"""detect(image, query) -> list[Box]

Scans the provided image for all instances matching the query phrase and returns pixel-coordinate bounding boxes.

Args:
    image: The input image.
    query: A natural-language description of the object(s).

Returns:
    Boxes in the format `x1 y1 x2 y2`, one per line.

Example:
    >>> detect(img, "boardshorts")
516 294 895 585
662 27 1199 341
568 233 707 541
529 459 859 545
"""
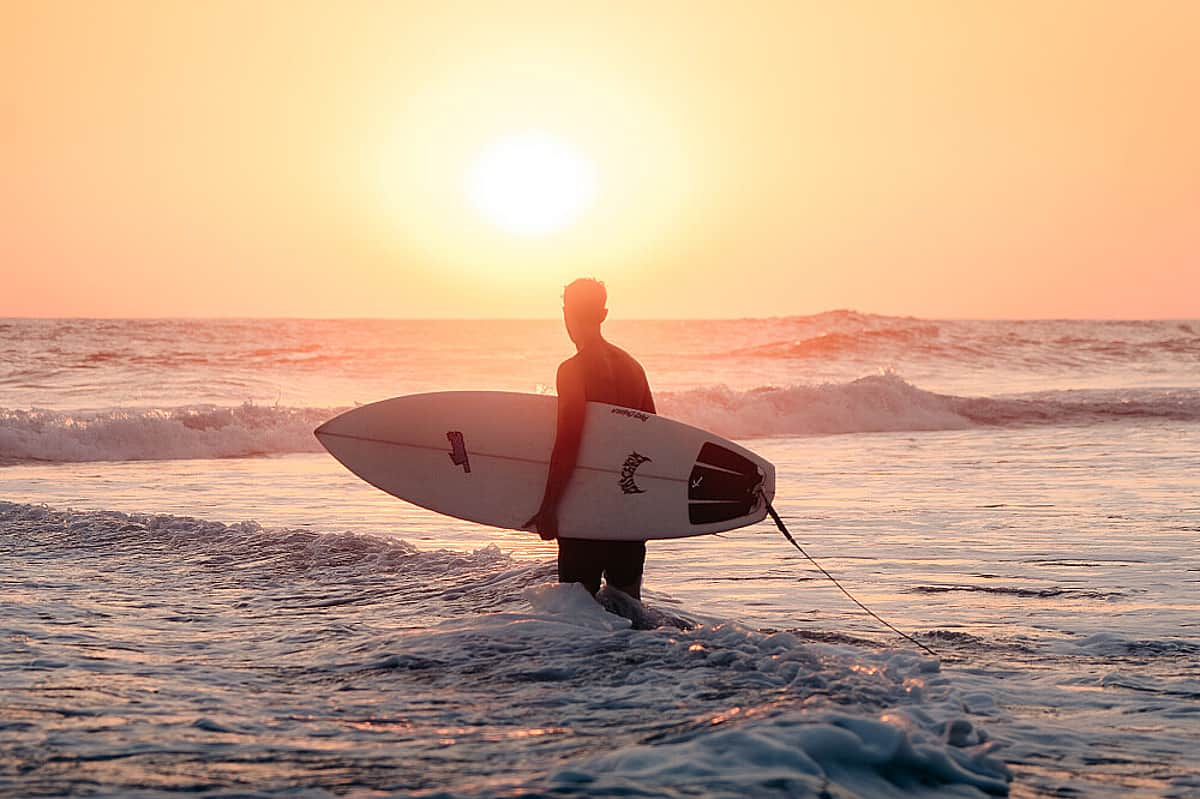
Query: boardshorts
557 538 646 597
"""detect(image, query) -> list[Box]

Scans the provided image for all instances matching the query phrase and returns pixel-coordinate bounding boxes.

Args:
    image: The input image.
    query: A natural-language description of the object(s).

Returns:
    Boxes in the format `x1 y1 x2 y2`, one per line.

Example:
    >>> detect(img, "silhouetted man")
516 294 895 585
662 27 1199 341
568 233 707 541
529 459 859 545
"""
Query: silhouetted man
525 278 655 599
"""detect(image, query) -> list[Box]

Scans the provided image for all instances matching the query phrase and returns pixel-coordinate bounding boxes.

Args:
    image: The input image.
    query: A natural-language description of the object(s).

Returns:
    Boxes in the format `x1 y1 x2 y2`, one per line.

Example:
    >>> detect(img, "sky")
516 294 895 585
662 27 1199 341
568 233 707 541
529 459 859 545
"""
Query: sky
2 0 1198 319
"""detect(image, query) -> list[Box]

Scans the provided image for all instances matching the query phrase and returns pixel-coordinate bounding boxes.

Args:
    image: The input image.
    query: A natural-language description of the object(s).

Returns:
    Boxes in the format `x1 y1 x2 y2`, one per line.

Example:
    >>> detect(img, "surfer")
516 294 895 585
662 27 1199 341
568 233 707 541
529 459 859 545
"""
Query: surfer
525 278 656 600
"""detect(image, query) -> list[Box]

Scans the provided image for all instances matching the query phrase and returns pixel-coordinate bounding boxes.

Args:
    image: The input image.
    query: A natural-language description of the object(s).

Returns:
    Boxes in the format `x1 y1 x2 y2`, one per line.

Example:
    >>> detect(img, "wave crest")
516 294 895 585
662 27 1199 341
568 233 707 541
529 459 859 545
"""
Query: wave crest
660 375 972 438
725 324 942 360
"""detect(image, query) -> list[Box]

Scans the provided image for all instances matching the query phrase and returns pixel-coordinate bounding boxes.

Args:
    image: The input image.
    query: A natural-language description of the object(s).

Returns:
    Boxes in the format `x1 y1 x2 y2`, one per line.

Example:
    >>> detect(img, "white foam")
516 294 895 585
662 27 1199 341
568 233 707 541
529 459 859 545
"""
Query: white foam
524 582 634 632
553 710 1011 797
0 403 332 462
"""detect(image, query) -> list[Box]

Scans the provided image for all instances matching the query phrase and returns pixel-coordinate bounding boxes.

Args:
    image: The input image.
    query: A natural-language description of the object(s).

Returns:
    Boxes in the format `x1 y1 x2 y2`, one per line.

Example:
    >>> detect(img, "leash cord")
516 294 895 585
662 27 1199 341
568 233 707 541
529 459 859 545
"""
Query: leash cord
763 497 937 657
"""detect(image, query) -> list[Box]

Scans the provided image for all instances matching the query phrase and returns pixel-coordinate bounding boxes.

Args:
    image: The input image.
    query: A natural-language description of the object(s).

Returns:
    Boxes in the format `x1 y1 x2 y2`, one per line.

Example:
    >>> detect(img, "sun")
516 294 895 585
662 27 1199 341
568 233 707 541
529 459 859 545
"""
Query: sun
465 131 598 237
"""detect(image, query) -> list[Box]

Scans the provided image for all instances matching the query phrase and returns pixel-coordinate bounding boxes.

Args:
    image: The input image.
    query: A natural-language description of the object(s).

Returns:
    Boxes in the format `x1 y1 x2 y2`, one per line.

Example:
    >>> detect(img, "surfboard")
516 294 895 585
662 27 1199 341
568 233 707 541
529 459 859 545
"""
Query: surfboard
314 391 774 541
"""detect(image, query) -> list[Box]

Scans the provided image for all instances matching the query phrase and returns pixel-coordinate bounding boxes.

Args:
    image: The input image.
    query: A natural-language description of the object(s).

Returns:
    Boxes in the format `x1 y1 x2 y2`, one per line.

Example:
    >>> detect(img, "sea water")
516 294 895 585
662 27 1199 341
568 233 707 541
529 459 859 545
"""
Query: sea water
1 313 1198 797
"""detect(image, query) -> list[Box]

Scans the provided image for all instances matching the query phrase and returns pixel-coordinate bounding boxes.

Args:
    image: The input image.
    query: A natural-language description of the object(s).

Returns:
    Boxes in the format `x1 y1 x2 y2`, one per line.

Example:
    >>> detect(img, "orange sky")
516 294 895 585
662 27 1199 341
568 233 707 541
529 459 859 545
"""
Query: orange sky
2 1 1197 319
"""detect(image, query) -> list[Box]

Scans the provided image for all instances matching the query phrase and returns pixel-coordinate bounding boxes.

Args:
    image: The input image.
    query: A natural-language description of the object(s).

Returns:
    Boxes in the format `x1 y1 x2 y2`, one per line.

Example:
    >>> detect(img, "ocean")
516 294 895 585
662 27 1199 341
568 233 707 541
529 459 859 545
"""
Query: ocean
2 312 1198 798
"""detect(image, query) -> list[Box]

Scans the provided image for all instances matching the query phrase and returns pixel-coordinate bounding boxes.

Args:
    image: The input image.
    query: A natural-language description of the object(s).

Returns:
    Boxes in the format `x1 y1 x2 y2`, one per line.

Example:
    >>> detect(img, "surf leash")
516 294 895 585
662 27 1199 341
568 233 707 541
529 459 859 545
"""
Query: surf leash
763 496 938 657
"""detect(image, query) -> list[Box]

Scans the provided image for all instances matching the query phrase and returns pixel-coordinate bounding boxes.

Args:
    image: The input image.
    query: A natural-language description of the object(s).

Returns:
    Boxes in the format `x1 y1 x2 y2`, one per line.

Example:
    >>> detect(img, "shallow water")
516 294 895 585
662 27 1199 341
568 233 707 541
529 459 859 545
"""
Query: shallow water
3 314 1199 797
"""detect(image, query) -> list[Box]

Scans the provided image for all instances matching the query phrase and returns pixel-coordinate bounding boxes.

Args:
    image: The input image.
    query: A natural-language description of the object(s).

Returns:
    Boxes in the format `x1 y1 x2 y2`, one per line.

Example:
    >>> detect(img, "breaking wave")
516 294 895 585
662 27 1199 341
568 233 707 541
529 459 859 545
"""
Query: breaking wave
659 374 1200 439
0 403 334 463
3 375 1198 463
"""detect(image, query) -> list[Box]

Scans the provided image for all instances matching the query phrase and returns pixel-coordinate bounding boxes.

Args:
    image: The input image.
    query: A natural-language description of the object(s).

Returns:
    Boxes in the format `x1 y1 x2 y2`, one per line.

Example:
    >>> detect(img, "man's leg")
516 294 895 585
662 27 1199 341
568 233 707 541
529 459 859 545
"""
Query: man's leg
603 540 646 600
557 538 603 595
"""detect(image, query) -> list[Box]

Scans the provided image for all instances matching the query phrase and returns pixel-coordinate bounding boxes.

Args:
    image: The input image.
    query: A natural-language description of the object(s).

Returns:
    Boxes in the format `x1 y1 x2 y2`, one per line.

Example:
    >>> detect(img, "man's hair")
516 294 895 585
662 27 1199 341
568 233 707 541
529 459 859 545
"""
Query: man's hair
563 278 607 322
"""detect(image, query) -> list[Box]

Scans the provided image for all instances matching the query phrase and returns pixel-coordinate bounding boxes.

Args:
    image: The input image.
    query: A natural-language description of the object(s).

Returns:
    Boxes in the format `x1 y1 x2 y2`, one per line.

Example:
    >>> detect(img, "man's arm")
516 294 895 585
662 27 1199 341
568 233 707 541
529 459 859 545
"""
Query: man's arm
525 359 586 540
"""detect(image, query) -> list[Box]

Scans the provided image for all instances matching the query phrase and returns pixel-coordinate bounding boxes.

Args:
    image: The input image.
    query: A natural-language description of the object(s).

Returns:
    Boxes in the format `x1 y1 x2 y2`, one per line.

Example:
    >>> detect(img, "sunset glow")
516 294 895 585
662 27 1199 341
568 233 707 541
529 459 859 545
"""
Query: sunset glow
1 2 1197 318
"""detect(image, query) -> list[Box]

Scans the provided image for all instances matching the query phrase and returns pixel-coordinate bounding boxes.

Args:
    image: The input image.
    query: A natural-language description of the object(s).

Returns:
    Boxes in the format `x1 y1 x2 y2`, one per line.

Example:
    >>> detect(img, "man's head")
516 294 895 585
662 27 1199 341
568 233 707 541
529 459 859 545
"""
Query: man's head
562 277 608 344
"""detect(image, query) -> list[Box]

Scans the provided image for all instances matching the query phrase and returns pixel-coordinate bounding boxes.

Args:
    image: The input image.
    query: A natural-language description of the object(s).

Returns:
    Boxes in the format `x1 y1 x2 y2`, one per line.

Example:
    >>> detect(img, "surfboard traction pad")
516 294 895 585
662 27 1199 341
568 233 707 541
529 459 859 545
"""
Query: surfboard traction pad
688 442 766 525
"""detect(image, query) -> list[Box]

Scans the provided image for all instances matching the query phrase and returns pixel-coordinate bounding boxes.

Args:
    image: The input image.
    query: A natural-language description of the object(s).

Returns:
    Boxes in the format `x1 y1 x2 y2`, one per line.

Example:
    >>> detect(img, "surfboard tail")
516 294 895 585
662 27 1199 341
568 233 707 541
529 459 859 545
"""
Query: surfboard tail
687 442 771 526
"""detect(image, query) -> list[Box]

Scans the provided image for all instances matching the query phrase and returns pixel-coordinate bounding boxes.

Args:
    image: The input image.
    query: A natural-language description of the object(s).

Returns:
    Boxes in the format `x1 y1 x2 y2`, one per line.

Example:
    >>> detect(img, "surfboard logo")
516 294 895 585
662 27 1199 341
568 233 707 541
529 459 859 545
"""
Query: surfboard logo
619 451 652 494
446 431 471 473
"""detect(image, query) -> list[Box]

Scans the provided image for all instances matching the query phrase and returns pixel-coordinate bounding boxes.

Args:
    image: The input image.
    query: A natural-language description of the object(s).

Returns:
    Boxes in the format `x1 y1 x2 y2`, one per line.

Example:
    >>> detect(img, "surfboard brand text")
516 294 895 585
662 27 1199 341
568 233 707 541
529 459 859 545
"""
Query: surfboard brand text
610 408 649 422
619 451 652 494
446 431 471 473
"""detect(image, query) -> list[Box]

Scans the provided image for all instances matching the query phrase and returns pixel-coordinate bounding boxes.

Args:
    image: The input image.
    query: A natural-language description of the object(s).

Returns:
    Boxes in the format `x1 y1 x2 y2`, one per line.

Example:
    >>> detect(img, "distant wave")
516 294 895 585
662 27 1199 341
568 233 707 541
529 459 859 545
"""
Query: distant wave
723 324 943 360
70 345 352 370
3 377 1198 463
714 314 1200 364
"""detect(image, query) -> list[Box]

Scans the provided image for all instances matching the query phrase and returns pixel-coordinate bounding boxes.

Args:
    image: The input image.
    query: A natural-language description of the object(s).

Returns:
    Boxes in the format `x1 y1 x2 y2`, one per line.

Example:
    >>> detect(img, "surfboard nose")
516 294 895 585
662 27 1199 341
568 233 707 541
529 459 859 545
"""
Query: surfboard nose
314 406 358 440
313 415 341 441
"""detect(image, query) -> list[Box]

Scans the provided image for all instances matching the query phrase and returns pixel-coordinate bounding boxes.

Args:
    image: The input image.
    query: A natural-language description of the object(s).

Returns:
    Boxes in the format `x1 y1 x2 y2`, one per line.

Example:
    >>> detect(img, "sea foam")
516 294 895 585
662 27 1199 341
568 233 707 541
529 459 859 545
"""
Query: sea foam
1 499 1012 797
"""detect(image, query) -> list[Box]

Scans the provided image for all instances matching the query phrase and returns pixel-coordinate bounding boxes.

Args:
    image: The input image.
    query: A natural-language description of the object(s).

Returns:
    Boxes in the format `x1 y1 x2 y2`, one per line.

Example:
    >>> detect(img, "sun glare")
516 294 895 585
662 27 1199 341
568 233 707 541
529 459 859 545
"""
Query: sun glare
466 131 597 237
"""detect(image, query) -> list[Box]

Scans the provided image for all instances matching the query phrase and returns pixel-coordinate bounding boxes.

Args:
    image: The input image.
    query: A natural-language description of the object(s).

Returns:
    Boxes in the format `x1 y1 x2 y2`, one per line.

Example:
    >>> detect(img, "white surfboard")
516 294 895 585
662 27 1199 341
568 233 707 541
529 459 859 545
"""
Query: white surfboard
314 391 774 541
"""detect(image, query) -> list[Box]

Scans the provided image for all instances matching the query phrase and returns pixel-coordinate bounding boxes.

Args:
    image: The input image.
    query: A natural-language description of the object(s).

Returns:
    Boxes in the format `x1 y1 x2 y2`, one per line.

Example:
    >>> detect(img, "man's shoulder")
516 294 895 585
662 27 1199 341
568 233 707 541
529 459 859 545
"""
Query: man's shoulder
562 340 648 378
604 341 646 369
558 352 584 372
556 354 586 384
